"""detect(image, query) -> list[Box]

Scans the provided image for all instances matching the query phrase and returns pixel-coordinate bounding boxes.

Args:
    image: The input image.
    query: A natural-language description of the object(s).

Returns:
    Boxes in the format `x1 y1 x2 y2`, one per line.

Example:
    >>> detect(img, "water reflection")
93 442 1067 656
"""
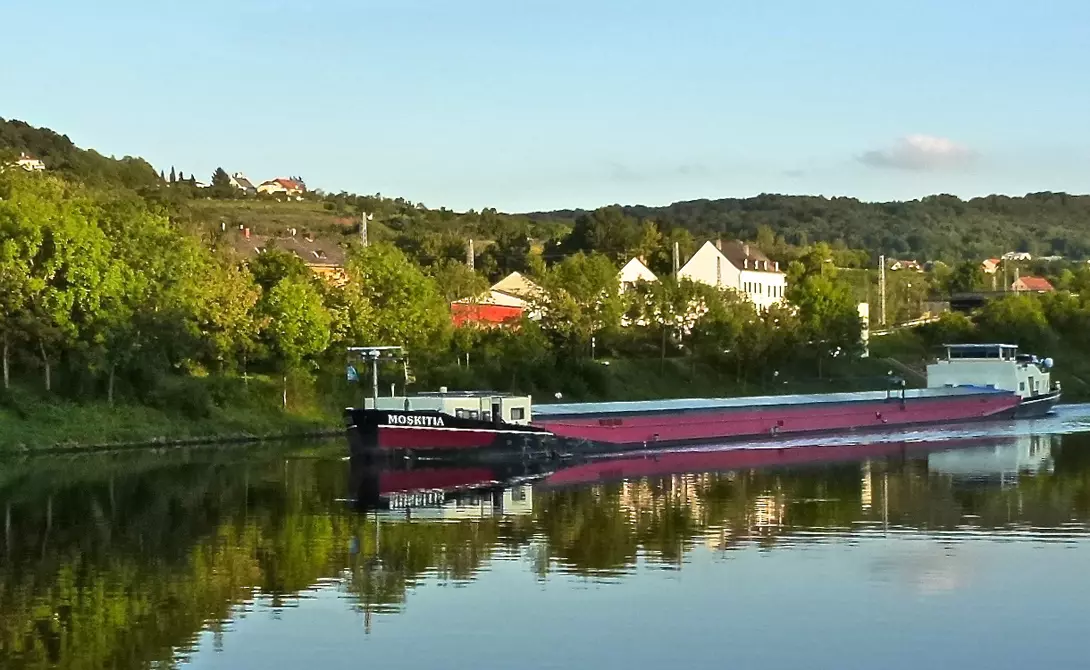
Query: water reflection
1 430 1089 668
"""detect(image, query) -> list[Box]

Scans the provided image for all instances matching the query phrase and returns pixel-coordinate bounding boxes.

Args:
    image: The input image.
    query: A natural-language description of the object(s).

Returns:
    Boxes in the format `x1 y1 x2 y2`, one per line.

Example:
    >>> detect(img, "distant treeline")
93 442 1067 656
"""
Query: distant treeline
524 192 1090 264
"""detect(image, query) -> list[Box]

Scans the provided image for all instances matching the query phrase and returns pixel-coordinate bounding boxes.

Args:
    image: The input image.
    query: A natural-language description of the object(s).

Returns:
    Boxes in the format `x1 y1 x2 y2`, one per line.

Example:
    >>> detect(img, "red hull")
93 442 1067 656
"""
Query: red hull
377 426 501 450
534 393 1021 446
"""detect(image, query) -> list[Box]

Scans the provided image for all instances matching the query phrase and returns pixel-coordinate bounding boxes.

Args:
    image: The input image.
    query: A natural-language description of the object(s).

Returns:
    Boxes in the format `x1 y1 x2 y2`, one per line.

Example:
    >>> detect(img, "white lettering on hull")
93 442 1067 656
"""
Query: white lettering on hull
386 414 446 427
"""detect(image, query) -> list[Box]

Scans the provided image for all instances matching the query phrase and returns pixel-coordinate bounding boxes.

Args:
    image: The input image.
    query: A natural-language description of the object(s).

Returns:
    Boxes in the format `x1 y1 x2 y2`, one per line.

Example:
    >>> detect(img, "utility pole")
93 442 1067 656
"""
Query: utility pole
672 241 680 279
466 239 475 269
879 254 887 326
360 211 373 247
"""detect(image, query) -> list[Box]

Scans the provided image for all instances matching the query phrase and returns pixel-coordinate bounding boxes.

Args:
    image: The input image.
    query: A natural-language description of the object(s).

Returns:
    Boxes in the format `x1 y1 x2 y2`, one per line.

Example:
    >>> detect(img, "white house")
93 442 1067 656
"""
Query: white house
229 172 257 195
618 257 657 291
678 240 786 310
15 152 45 172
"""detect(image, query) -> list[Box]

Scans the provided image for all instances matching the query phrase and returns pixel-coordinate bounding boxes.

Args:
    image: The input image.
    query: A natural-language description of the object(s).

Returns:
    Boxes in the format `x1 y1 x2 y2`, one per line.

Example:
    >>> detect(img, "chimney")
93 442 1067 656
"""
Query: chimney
774 261 780 271
744 258 748 269
244 227 250 239
743 243 750 257
715 239 722 251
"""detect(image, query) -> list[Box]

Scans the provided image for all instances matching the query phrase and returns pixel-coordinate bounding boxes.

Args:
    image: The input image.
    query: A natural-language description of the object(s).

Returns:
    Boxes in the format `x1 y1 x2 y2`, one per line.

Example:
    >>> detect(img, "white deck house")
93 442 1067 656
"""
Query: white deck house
678 240 787 310
926 344 1053 399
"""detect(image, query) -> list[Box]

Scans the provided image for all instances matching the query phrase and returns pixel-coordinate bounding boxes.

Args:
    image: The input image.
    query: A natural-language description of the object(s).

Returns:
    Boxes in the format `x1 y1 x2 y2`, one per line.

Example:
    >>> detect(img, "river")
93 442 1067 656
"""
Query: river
3 407 1090 669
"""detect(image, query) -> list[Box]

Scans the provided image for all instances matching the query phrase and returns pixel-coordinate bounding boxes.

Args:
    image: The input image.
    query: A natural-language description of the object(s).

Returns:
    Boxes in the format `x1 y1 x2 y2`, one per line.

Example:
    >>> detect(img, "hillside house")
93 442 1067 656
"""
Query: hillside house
888 259 923 272
1011 276 1054 293
229 172 257 195
981 258 1001 274
15 152 45 172
235 231 348 285
258 178 306 197
678 240 786 310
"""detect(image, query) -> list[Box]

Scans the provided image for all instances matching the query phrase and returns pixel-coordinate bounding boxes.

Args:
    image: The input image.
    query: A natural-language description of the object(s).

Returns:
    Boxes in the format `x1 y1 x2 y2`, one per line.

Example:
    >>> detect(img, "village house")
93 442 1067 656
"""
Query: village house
257 178 306 197
234 228 348 285
888 259 924 272
1002 251 1032 262
15 152 45 172
229 172 257 195
451 271 544 328
981 258 1001 274
617 257 657 291
678 240 786 310
1011 276 1054 293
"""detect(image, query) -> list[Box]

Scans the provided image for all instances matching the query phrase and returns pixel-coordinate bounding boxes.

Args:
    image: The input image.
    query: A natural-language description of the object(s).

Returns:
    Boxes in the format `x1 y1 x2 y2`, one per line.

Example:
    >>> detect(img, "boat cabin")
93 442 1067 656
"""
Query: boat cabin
926 344 1054 399
362 389 534 425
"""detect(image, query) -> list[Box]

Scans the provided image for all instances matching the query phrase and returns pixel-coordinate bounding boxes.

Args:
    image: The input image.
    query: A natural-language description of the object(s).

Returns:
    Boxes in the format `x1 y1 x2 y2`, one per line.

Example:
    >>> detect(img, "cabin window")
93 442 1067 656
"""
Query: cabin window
456 409 468 418
510 407 525 421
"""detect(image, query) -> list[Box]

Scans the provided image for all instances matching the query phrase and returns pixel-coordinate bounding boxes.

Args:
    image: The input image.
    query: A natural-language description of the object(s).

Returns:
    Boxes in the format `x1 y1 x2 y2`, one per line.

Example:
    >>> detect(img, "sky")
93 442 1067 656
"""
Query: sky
3 0 1089 212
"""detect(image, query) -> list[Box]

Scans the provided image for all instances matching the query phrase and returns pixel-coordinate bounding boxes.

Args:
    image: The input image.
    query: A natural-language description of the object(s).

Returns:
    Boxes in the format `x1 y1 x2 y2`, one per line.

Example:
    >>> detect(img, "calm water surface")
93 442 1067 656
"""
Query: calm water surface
4 408 1090 669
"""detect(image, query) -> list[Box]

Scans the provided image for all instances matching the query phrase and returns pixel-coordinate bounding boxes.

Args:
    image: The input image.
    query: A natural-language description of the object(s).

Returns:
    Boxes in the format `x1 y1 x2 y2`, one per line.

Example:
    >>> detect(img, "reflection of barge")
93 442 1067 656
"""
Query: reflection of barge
348 458 550 517
542 437 1015 489
345 344 1060 457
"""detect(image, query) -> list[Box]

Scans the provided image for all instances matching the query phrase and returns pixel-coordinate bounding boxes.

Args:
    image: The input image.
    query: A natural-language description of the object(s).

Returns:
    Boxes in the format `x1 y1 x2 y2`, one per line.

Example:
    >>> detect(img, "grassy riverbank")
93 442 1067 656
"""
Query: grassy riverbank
0 355 903 452
0 376 338 452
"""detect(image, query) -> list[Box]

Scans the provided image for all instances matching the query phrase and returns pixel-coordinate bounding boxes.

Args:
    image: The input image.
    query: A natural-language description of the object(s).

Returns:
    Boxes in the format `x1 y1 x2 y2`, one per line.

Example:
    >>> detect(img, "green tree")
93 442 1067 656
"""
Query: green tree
560 206 643 263
210 167 234 199
343 243 451 357
946 261 985 294
538 252 622 356
787 253 862 376
430 259 488 304
260 276 332 407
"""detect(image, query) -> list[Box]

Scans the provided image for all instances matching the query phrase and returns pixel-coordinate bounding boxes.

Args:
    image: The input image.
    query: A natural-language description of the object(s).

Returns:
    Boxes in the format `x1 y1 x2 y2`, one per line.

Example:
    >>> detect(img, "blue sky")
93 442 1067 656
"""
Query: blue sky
3 0 1088 211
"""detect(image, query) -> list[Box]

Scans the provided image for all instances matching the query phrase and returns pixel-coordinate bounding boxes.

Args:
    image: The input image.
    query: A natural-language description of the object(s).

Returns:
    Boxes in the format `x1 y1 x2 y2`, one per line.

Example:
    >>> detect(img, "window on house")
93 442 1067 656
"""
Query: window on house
1019 382 1025 392
511 407 525 421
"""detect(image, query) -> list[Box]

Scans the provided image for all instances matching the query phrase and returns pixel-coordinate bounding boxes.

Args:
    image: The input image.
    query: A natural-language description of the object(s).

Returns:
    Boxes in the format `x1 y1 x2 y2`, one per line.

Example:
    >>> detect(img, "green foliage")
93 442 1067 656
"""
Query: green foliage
531 192 1090 262
0 117 159 190
260 277 332 372
537 252 623 355
342 243 451 356
209 166 235 199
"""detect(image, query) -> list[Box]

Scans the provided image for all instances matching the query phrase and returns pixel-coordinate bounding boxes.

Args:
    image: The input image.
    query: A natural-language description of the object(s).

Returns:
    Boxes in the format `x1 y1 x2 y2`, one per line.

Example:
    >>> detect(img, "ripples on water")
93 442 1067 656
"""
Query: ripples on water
2 406 1090 669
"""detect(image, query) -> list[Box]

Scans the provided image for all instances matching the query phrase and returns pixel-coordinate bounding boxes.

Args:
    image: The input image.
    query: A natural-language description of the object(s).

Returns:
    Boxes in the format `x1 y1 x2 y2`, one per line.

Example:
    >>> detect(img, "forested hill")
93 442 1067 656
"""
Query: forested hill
525 192 1090 263
0 117 159 189
8 114 1090 264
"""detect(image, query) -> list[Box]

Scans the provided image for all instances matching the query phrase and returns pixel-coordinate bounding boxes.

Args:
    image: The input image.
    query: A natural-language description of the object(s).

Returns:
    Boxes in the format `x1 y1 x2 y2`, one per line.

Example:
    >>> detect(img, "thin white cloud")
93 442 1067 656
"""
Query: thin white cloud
859 134 976 171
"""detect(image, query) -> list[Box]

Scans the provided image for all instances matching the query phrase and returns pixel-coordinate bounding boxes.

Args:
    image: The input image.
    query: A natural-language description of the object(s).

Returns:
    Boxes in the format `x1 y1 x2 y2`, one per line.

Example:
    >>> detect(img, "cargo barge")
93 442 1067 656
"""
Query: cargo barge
344 343 1060 458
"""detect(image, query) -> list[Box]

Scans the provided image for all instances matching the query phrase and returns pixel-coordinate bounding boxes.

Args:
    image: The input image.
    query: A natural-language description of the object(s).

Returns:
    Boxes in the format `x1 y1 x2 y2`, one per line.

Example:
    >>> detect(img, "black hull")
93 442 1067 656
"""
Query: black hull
344 408 554 462
1013 391 1061 419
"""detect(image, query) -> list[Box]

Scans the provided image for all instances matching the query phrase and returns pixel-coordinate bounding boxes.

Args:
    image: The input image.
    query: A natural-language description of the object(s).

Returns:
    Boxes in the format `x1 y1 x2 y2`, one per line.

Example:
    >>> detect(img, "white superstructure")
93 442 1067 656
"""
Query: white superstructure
363 390 534 425
926 344 1054 399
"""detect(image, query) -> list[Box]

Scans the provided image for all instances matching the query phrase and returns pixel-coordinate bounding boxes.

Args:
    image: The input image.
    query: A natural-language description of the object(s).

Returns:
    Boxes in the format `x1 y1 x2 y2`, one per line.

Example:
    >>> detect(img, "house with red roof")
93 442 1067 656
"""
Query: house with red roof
1011 276 1054 293
981 258 1001 274
257 178 306 197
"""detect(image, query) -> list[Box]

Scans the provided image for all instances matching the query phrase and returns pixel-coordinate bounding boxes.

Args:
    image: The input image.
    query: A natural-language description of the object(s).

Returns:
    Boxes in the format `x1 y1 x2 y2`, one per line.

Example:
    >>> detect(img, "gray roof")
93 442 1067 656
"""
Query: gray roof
719 240 776 272
235 234 347 267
